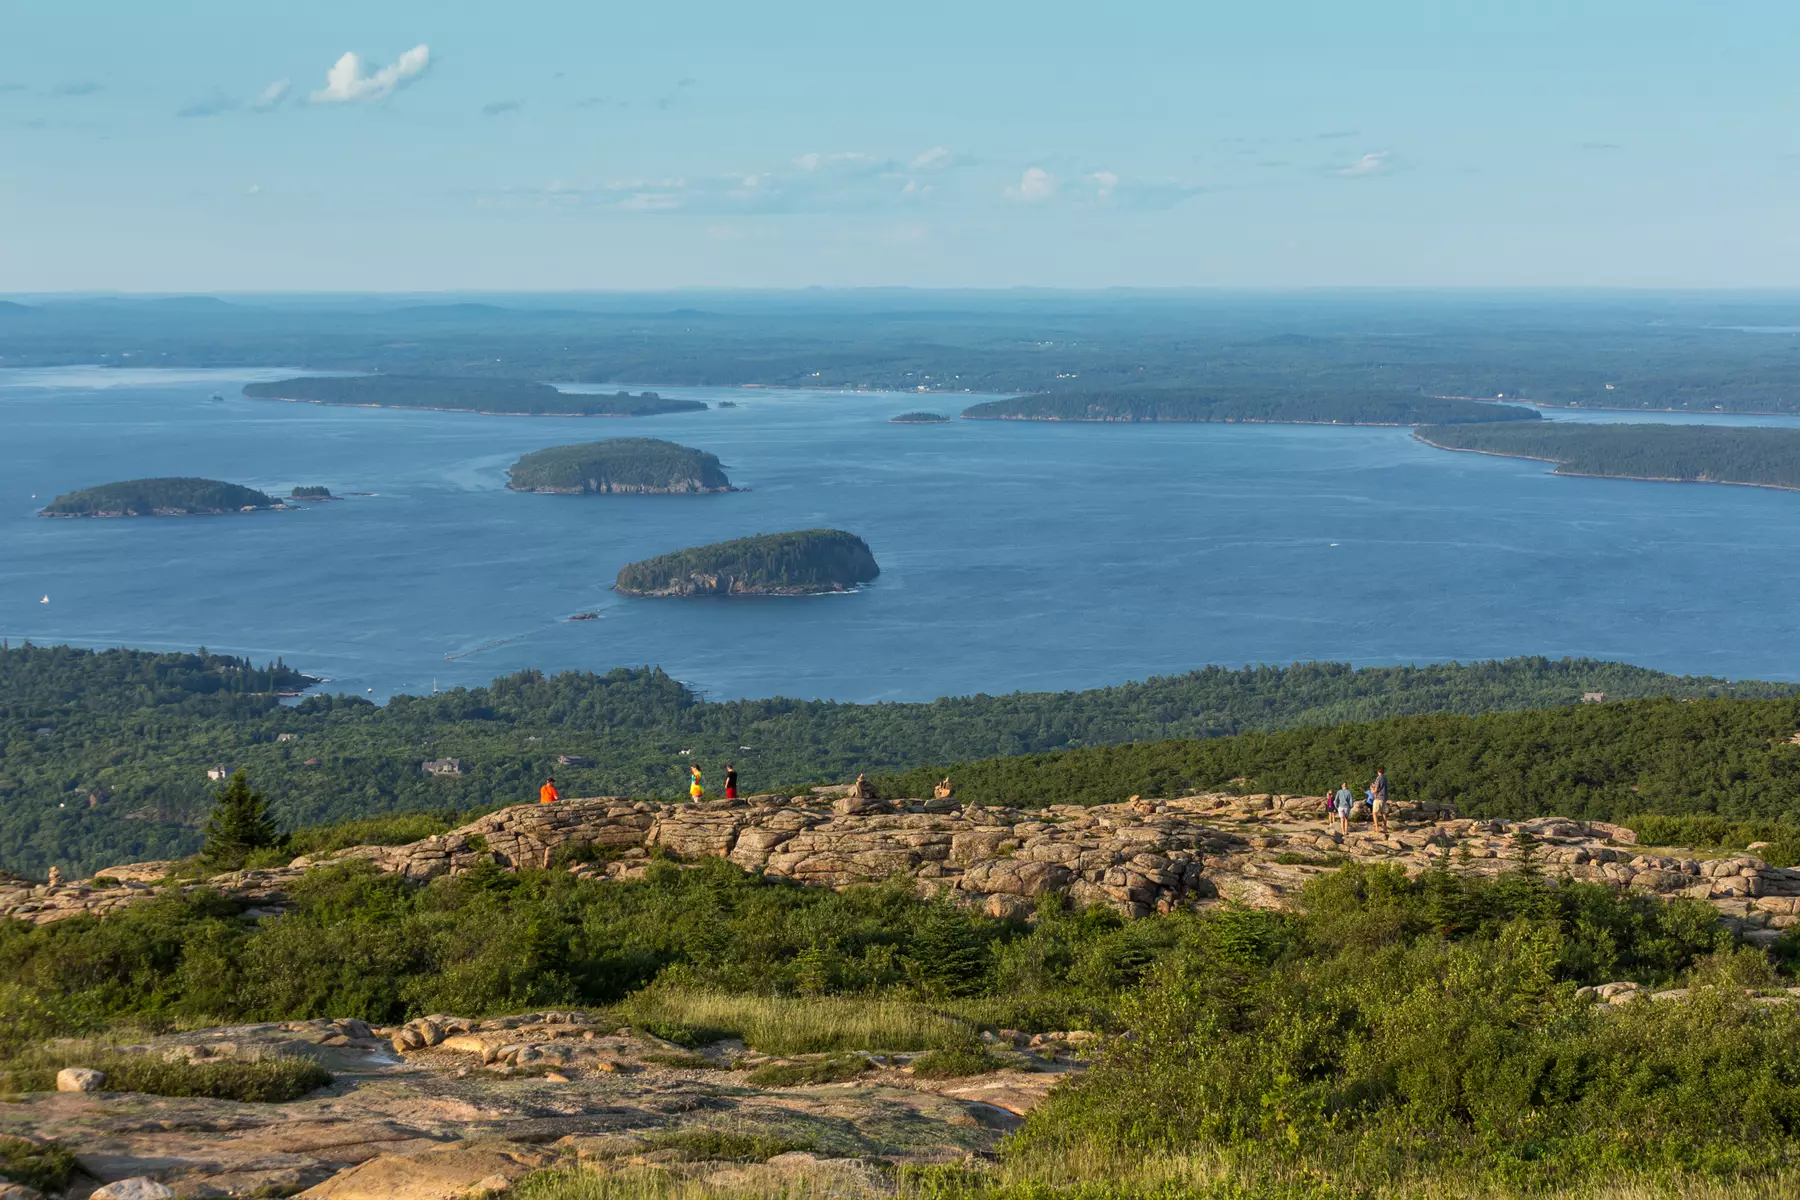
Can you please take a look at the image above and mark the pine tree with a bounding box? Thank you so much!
[200,770,282,870]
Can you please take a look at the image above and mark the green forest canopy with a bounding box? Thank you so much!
[891,411,951,423]
[614,529,880,596]
[39,478,276,517]
[961,390,1544,425]
[505,438,731,493]
[241,375,707,417]
[3,644,1797,874]
[1415,421,1800,490]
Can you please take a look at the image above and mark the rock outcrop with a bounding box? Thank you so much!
[7,792,1799,943]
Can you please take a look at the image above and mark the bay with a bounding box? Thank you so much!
[4,367,1800,701]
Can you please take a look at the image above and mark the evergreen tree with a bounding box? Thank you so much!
[200,770,281,870]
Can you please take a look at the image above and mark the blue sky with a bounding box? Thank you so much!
[4,0,1799,291]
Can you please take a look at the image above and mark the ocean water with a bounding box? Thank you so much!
[4,367,1800,701]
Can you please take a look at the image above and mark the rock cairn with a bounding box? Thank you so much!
[5,789,1798,943]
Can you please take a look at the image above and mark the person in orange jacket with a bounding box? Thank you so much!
[539,776,560,804]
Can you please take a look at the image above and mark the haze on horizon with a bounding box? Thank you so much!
[5,1,1799,293]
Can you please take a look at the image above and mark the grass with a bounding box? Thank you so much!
[0,1137,78,1194]
[0,1039,331,1102]
[639,1052,723,1070]
[615,989,975,1055]
[909,1042,1005,1080]
[507,1149,1800,1200]
[742,1055,871,1087]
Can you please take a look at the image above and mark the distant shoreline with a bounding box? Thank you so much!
[1411,430,1800,494]
[248,395,659,418]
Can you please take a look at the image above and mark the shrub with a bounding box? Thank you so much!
[0,1137,77,1194]
[910,1041,1005,1079]
[641,1129,815,1161]
[743,1054,871,1087]
[98,1054,333,1102]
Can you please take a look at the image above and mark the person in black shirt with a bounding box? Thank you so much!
[724,763,739,800]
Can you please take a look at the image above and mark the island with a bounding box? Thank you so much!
[290,486,333,500]
[891,411,951,424]
[1413,422,1800,491]
[506,438,733,494]
[960,390,1542,426]
[614,529,880,596]
[242,375,709,417]
[39,478,280,518]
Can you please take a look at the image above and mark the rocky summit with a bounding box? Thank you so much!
[6,788,1798,942]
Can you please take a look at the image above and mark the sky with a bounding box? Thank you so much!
[4,0,1800,291]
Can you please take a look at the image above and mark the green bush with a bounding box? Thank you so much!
[743,1054,871,1087]
[98,1054,332,1102]
[911,1041,1005,1079]
[641,1128,814,1161]
[0,1136,77,1194]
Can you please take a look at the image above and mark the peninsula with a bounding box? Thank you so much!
[242,375,708,417]
[506,438,733,494]
[1413,422,1800,491]
[891,411,951,424]
[614,529,879,596]
[39,478,280,517]
[961,390,1542,426]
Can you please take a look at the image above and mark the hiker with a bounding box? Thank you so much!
[539,776,560,805]
[1370,768,1390,833]
[1334,782,1352,835]
[724,763,739,800]
[689,763,704,802]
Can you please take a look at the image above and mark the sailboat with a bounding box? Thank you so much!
[40,595,49,604]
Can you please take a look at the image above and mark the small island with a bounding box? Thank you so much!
[961,391,1541,426]
[39,478,281,518]
[242,375,709,418]
[891,411,951,424]
[506,438,733,494]
[615,529,880,597]
[1414,422,1800,491]
[290,486,333,500]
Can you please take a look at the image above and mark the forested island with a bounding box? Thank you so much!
[1414,421,1800,490]
[39,478,280,517]
[242,375,708,417]
[962,390,1543,426]
[891,411,951,423]
[506,438,733,494]
[289,486,332,500]
[614,529,880,597]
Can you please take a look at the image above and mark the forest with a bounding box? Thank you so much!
[1416,420,1800,490]
[613,530,880,596]
[240,375,707,417]
[505,438,732,493]
[38,478,276,517]
[961,390,1542,425]
[3,645,1797,875]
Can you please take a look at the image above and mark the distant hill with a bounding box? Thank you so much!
[891,411,951,423]
[0,300,33,315]
[507,438,732,494]
[1415,421,1800,491]
[40,478,278,517]
[242,375,707,417]
[962,390,1542,426]
[615,529,879,596]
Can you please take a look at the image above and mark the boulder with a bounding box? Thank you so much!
[56,1066,106,1092]
[91,1181,176,1200]
[297,1144,558,1200]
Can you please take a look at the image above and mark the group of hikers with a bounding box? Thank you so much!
[1326,767,1389,834]
[536,762,741,806]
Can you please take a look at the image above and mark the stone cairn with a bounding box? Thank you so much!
[5,788,1798,946]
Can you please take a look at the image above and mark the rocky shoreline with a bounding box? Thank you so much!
[7,790,1797,942]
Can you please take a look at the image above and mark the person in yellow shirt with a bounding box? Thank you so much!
[689,763,704,801]
[539,776,560,805]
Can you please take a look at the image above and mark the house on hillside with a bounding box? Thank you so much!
[1581,692,1606,704]
[206,766,229,781]
[557,754,594,768]
[422,757,466,777]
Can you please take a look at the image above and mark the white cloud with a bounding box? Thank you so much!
[252,80,290,110]
[311,44,431,104]
[1337,151,1389,176]
[246,183,262,195]
[1005,166,1056,202]
[1089,170,1119,200]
